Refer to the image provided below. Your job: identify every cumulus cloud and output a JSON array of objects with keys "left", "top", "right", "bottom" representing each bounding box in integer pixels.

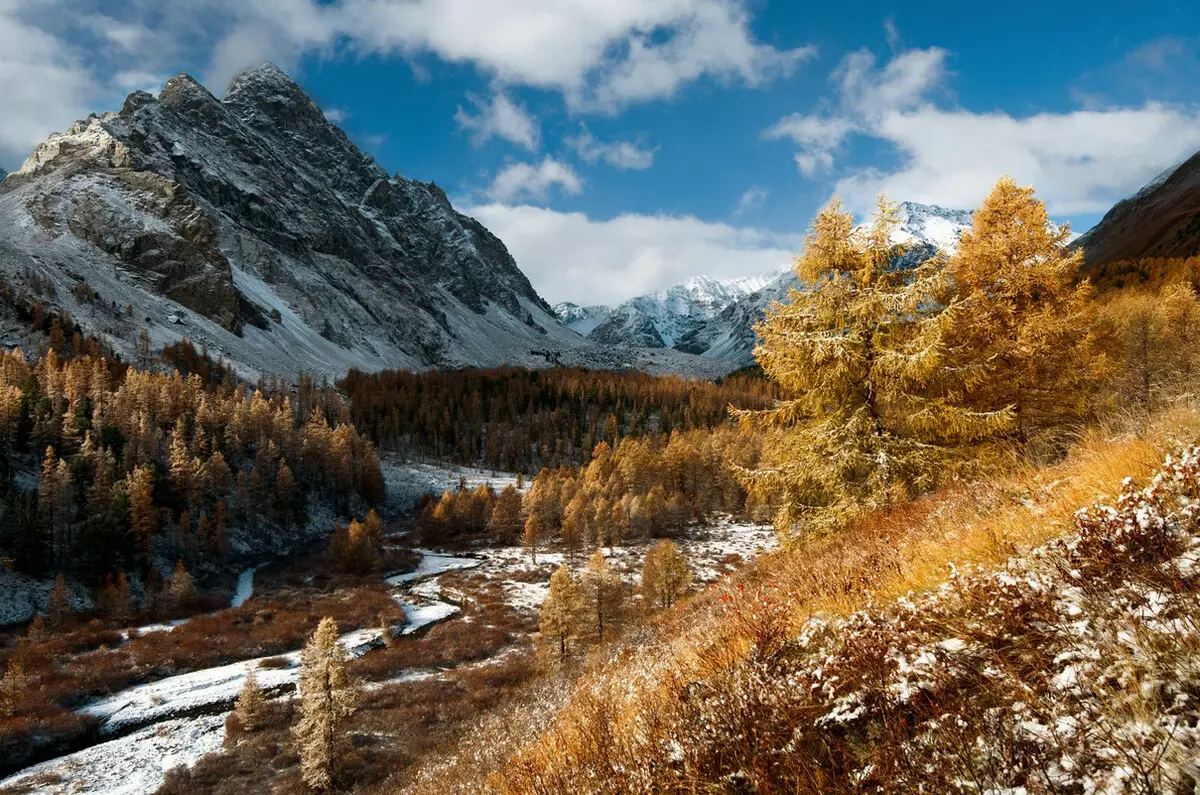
[
  {"left": 0, "top": 2, "right": 98, "bottom": 166},
  {"left": 465, "top": 203, "right": 800, "bottom": 305},
  {"left": 767, "top": 39, "right": 1200, "bottom": 215},
  {"left": 203, "top": 0, "right": 813, "bottom": 112},
  {"left": 455, "top": 91, "right": 540, "bottom": 151},
  {"left": 566, "top": 127, "right": 656, "bottom": 170},
  {"left": 486, "top": 158, "right": 584, "bottom": 203}
]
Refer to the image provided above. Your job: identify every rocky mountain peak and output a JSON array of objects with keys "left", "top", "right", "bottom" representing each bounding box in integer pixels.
[
  {"left": 0, "top": 65, "right": 610, "bottom": 379},
  {"left": 224, "top": 62, "right": 336, "bottom": 139}
]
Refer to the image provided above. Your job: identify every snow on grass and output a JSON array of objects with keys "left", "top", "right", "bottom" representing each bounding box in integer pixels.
[
  {"left": 0, "top": 714, "right": 226, "bottom": 795},
  {"left": 124, "top": 618, "right": 189, "bottom": 639},
  {"left": 80, "top": 628, "right": 383, "bottom": 734},
  {"left": 385, "top": 551, "right": 482, "bottom": 585},
  {"left": 469, "top": 519, "right": 776, "bottom": 614},
  {"left": 398, "top": 601, "right": 461, "bottom": 635},
  {"left": 380, "top": 457, "right": 528, "bottom": 512}
]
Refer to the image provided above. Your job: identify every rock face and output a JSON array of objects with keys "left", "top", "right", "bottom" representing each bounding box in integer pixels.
[
  {"left": 567, "top": 202, "right": 976, "bottom": 368},
  {"left": 0, "top": 64, "right": 596, "bottom": 379},
  {"left": 1076, "top": 150, "right": 1200, "bottom": 271}
]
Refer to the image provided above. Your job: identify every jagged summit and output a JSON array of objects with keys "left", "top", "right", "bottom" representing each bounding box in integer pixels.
[{"left": 0, "top": 68, "right": 581, "bottom": 379}]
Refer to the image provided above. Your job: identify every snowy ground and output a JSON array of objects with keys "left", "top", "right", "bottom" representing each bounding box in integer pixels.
[
  {"left": 0, "top": 715, "right": 227, "bottom": 795},
  {"left": 469, "top": 518, "right": 777, "bottom": 614},
  {"left": 385, "top": 550, "right": 482, "bottom": 585},
  {"left": 380, "top": 457, "right": 528, "bottom": 513}
]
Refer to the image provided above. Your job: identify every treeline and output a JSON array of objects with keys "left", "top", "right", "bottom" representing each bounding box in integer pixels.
[
  {"left": 419, "top": 426, "right": 766, "bottom": 553},
  {"left": 0, "top": 347, "right": 384, "bottom": 581},
  {"left": 338, "top": 366, "right": 778, "bottom": 471},
  {"left": 1087, "top": 255, "right": 1200, "bottom": 292}
]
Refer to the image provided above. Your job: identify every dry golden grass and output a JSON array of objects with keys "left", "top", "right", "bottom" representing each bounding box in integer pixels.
[{"left": 411, "top": 404, "right": 1200, "bottom": 795}]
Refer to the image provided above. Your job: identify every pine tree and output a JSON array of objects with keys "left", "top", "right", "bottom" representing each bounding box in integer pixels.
[
  {"left": 523, "top": 511, "right": 549, "bottom": 563},
  {"left": 233, "top": 667, "right": 266, "bottom": 733},
  {"left": 539, "top": 564, "right": 582, "bottom": 664},
  {"left": 47, "top": 573, "right": 69, "bottom": 627},
  {"left": 129, "top": 465, "right": 157, "bottom": 555},
  {"left": 169, "top": 560, "right": 196, "bottom": 606},
  {"left": 276, "top": 461, "right": 296, "bottom": 525},
  {"left": 943, "top": 177, "right": 1103, "bottom": 455},
  {"left": 294, "top": 617, "right": 356, "bottom": 791},
  {"left": 737, "top": 196, "right": 997, "bottom": 534},
  {"left": 488, "top": 485, "right": 524, "bottom": 543},
  {"left": 580, "top": 549, "right": 623, "bottom": 642},
  {"left": 104, "top": 573, "right": 132, "bottom": 621},
  {"left": 640, "top": 539, "right": 692, "bottom": 610},
  {"left": 0, "top": 660, "right": 25, "bottom": 718}
]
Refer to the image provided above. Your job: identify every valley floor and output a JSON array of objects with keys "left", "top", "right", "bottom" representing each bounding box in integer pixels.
[{"left": 0, "top": 459, "right": 773, "bottom": 795}]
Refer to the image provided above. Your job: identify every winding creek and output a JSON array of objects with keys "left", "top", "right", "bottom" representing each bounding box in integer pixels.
[{"left": 0, "top": 551, "right": 482, "bottom": 795}]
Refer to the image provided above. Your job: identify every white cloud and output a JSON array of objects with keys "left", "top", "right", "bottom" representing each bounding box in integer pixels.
[
  {"left": 0, "top": 1, "right": 96, "bottom": 166},
  {"left": 198, "top": 0, "right": 812, "bottom": 112},
  {"left": 466, "top": 203, "right": 800, "bottom": 305},
  {"left": 486, "top": 158, "right": 584, "bottom": 203},
  {"left": 734, "top": 186, "right": 768, "bottom": 215},
  {"left": 767, "top": 43, "right": 1200, "bottom": 216},
  {"left": 566, "top": 127, "right": 656, "bottom": 170},
  {"left": 323, "top": 107, "right": 347, "bottom": 124},
  {"left": 835, "top": 103, "right": 1200, "bottom": 215},
  {"left": 455, "top": 91, "right": 539, "bottom": 151},
  {"left": 763, "top": 46, "right": 947, "bottom": 177}
]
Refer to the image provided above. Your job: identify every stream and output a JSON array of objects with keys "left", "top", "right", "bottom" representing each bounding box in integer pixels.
[{"left": 0, "top": 552, "right": 481, "bottom": 795}]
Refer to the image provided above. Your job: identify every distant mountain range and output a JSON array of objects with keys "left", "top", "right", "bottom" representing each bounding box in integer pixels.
[{"left": 558, "top": 202, "right": 977, "bottom": 367}]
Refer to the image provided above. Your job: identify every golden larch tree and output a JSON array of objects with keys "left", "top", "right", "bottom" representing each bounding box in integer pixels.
[
  {"left": 640, "top": 539, "right": 692, "bottom": 610},
  {"left": 943, "top": 177, "right": 1103, "bottom": 454},
  {"left": 233, "top": 666, "right": 266, "bottom": 734},
  {"left": 579, "top": 549, "right": 623, "bottom": 642},
  {"left": 539, "top": 563, "right": 583, "bottom": 664},
  {"left": 737, "top": 196, "right": 997, "bottom": 534},
  {"left": 294, "top": 617, "right": 357, "bottom": 791}
]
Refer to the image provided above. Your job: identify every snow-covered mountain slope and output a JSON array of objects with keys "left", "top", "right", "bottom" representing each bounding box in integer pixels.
[
  {"left": 555, "top": 272, "right": 785, "bottom": 350},
  {"left": 0, "top": 64, "right": 736, "bottom": 381},
  {"left": 1076, "top": 147, "right": 1200, "bottom": 272},
  {"left": 569, "top": 202, "right": 976, "bottom": 367}
]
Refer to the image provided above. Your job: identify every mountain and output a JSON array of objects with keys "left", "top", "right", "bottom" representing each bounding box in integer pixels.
[
  {"left": 568, "top": 202, "right": 976, "bottom": 367},
  {"left": 0, "top": 65, "right": 735, "bottom": 381},
  {"left": 554, "top": 272, "right": 781, "bottom": 350},
  {"left": 1076, "top": 149, "right": 1200, "bottom": 271}
]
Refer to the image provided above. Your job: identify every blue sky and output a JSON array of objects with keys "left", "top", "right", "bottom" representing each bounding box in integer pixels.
[{"left": 3, "top": 1, "right": 1200, "bottom": 305}]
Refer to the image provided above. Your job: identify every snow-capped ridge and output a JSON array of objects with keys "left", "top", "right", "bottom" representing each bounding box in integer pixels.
[{"left": 563, "top": 202, "right": 974, "bottom": 365}]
